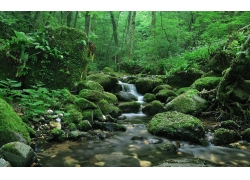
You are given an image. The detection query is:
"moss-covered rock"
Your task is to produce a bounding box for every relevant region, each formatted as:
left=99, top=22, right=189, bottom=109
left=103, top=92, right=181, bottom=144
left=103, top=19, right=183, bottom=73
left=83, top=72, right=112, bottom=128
left=152, top=84, right=173, bottom=94
left=64, top=109, right=83, bottom=125
left=175, top=87, right=191, bottom=95
left=86, top=73, right=118, bottom=92
left=142, top=100, right=164, bottom=116
left=102, top=67, right=115, bottom=73
left=191, top=77, right=222, bottom=91
left=51, top=128, right=66, bottom=142
left=118, top=101, right=141, bottom=113
left=242, top=128, right=250, bottom=141
left=220, top=120, right=240, bottom=130
left=135, top=77, right=163, bottom=94
left=212, top=128, right=239, bottom=145
left=74, top=98, right=98, bottom=111
left=75, top=80, right=104, bottom=93
left=97, top=100, right=121, bottom=118
left=147, top=111, right=205, bottom=143
left=160, top=142, right=178, bottom=152
left=116, top=91, right=137, bottom=102
left=156, top=89, right=177, bottom=102
left=165, top=89, right=207, bottom=116
left=230, top=87, right=250, bottom=103
left=0, top=98, right=31, bottom=147
left=78, top=89, right=104, bottom=102
left=143, top=93, right=156, bottom=102
left=0, top=142, right=37, bottom=167
left=77, top=120, right=92, bottom=131
left=103, top=92, right=118, bottom=104
left=167, top=69, right=204, bottom=88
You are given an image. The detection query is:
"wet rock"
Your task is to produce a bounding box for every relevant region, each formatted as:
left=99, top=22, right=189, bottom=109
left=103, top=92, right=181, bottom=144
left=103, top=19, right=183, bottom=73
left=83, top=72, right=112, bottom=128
left=93, top=121, right=126, bottom=132
left=0, top=142, right=37, bottom=167
left=105, top=114, right=117, bottom=123
left=220, top=120, right=240, bottom=130
left=49, top=121, right=61, bottom=129
left=165, top=89, right=207, bottom=116
left=143, top=93, right=156, bottom=102
left=212, top=128, right=240, bottom=145
left=242, top=128, right=250, bottom=141
left=0, top=158, right=12, bottom=167
left=147, top=138, right=163, bottom=144
left=160, top=142, right=178, bottom=151
left=116, top=91, right=138, bottom=102
left=147, top=111, right=205, bottom=143
left=117, top=115, right=127, bottom=120
left=131, top=136, right=144, bottom=141
left=142, top=100, right=164, bottom=116
left=118, top=101, right=141, bottom=113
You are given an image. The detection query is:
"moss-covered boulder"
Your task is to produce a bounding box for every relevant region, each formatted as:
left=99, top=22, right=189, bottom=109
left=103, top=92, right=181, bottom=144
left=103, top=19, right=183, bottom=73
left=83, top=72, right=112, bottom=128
left=143, top=93, right=156, bottom=102
left=160, top=142, right=178, bottom=152
left=176, top=87, right=191, bottom=95
left=242, top=128, right=250, bottom=141
left=212, top=128, right=240, bottom=145
left=119, top=75, right=138, bottom=84
left=230, top=87, right=250, bottom=103
left=74, top=98, right=98, bottom=111
left=78, top=89, right=104, bottom=102
left=118, top=101, right=141, bottom=113
left=97, top=100, right=122, bottom=118
left=76, top=80, right=104, bottom=93
left=86, top=73, right=118, bottom=92
left=147, top=111, right=205, bottom=143
left=156, top=89, right=177, bottom=103
left=81, top=109, right=103, bottom=123
left=208, top=52, right=231, bottom=73
left=220, top=120, right=240, bottom=130
left=51, top=128, right=66, bottom=142
left=152, top=84, right=173, bottom=94
left=191, top=77, right=222, bottom=91
left=102, top=67, right=115, bottom=73
left=167, top=69, right=204, bottom=88
left=103, top=92, right=118, bottom=104
left=142, top=100, right=164, bottom=116
left=77, top=120, right=92, bottom=131
left=0, top=142, right=37, bottom=167
left=135, top=77, right=163, bottom=94
left=165, top=89, right=207, bottom=116
left=64, top=109, right=83, bottom=125
left=116, top=91, right=138, bottom=102
left=0, top=98, right=31, bottom=147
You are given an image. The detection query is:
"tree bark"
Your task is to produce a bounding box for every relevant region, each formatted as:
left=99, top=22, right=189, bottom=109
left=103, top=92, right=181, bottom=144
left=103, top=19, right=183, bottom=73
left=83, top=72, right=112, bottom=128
left=129, top=11, right=136, bottom=59
left=85, top=11, right=91, bottom=38
left=73, top=11, right=78, bottom=28
left=66, top=11, right=72, bottom=27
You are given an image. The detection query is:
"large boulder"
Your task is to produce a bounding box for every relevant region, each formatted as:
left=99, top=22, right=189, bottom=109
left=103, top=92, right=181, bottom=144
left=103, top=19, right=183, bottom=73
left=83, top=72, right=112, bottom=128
left=143, top=93, right=156, bottom=102
left=212, top=128, right=240, bottom=145
left=0, top=142, right=37, bottom=167
left=86, top=73, right=118, bottom=92
left=155, top=89, right=177, bottom=103
left=135, top=77, right=163, bottom=94
left=116, top=91, right=138, bottom=102
left=147, top=111, right=205, bottom=143
left=165, top=89, right=207, bottom=116
left=142, top=100, right=164, bottom=116
left=0, top=98, right=31, bottom=147
left=118, top=101, right=141, bottom=113
left=191, top=76, right=222, bottom=91
left=97, top=100, right=122, bottom=118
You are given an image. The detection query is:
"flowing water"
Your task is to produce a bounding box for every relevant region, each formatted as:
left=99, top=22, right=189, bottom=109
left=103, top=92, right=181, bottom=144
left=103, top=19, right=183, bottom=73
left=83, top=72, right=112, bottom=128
left=37, top=82, right=250, bottom=167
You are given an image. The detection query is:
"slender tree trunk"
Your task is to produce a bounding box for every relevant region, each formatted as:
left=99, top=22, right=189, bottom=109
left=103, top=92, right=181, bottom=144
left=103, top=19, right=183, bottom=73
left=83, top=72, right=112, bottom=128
left=129, top=11, right=136, bottom=59
left=33, top=11, right=40, bottom=29
left=85, top=11, right=91, bottom=38
left=160, top=12, right=171, bottom=56
left=45, top=11, right=55, bottom=26
left=120, top=11, right=131, bottom=61
left=110, top=11, right=120, bottom=70
left=73, top=11, right=78, bottom=28
left=151, top=11, right=156, bottom=36
left=66, top=11, right=72, bottom=27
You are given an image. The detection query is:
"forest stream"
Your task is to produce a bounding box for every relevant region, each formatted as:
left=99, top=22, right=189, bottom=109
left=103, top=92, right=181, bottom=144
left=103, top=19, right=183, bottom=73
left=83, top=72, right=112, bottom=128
left=36, top=82, right=250, bottom=167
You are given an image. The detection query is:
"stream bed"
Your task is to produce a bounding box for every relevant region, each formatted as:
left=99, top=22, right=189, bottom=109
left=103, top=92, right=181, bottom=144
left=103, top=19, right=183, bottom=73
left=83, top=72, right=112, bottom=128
left=37, top=112, right=250, bottom=167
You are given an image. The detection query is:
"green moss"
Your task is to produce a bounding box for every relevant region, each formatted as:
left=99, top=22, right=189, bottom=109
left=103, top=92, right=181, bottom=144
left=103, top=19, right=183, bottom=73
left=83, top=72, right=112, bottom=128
left=166, top=89, right=207, bottom=116
left=103, top=92, right=118, bottom=104
left=156, top=89, right=177, bottom=102
left=86, top=73, right=118, bottom=92
left=135, top=78, right=154, bottom=94
left=74, top=98, right=98, bottom=111
left=147, top=111, right=205, bottom=143
left=118, top=101, right=141, bottom=113
left=51, top=128, right=66, bottom=141
left=152, top=84, right=173, bottom=94
left=142, top=100, right=164, bottom=116
left=242, top=128, right=250, bottom=141
left=68, top=123, right=77, bottom=131
left=0, top=98, right=31, bottom=147
left=102, top=67, right=114, bottom=73
left=213, top=128, right=239, bottom=145
left=176, top=87, right=191, bottom=95
left=143, top=93, right=156, bottom=102
left=82, top=109, right=94, bottom=123
left=77, top=120, right=92, bottom=131
left=79, top=89, right=104, bottom=102
left=64, top=94, right=78, bottom=104
left=75, top=80, right=104, bottom=93
left=191, top=76, right=222, bottom=91
left=64, top=109, right=83, bottom=124
left=220, top=120, right=240, bottom=130
left=97, top=99, right=121, bottom=117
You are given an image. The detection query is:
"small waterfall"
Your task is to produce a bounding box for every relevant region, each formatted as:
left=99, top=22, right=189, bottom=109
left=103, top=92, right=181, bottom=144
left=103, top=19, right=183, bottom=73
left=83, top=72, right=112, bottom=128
left=118, top=81, right=144, bottom=103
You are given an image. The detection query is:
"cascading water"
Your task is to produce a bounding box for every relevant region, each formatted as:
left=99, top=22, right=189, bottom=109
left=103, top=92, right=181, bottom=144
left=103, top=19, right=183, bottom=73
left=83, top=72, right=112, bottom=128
left=118, top=81, right=144, bottom=103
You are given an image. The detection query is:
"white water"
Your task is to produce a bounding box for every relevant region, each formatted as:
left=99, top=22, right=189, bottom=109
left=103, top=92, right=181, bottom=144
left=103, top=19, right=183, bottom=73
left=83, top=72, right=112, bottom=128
left=118, top=81, right=144, bottom=103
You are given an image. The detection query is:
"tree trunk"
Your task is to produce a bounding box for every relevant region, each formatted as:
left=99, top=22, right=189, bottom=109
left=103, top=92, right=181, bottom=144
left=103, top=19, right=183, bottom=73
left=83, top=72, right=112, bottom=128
left=73, top=11, right=78, bottom=28
left=66, top=11, right=72, bottom=27
left=85, top=11, right=91, bottom=38
left=151, top=11, right=156, bottom=36
left=33, top=11, right=40, bottom=30
left=129, top=11, right=136, bottom=59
